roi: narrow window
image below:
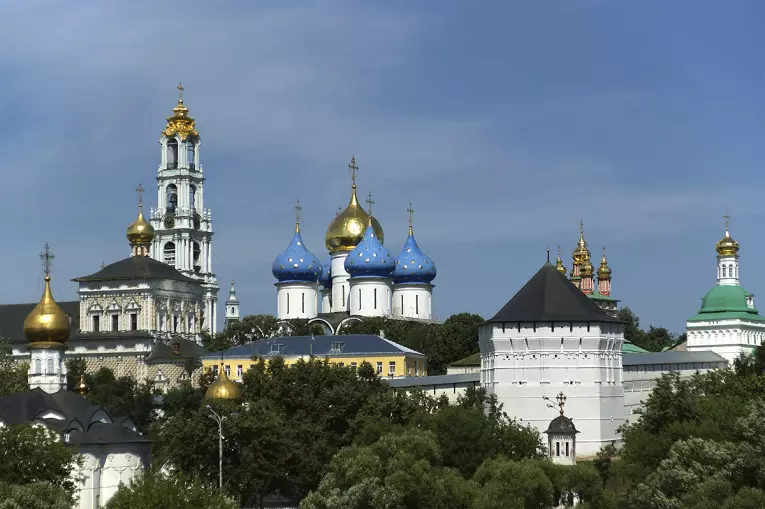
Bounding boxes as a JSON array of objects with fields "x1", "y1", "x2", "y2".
[
  {"x1": 173, "y1": 315, "x2": 179, "y2": 332},
  {"x1": 502, "y1": 322, "x2": 506, "y2": 333},
  {"x1": 723, "y1": 266, "x2": 727, "y2": 277},
  {"x1": 342, "y1": 285, "x2": 346, "y2": 306},
  {"x1": 415, "y1": 295, "x2": 419, "y2": 314},
  {"x1": 236, "y1": 365, "x2": 243, "y2": 378},
  {"x1": 212, "y1": 365, "x2": 219, "y2": 375},
  {"x1": 376, "y1": 362, "x2": 383, "y2": 374},
  {"x1": 569, "y1": 322, "x2": 573, "y2": 332},
  {"x1": 130, "y1": 313, "x2": 138, "y2": 331},
  {"x1": 46, "y1": 358, "x2": 54, "y2": 374},
  {"x1": 111, "y1": 314, "x2": 119, "y2": 332},
  {"x1": 388, "y1": 361, "x2": 396, "y2": 375},
  {"x1": 400, "y1": 295, "x2": 404, "y2": 312},
  {"x1": 287, "y1": 293, "x2": 290, "y2": 314},
  {"x1": 302, "y1": 292, "x2": 305, "y2": 313},
  {"x1": 565, "y1": 442, "x2": 570, "y2": 457},
  {"x1": 587, "y1": 322, "x2": 591, "y2": 332},
  {"x1": 556, "y1": 442, "x2": 560, "y2": 457},
  {"x1": 92, "y1": 315, "x2": 100, "y2": 332},
  {"x1": 34, "y1": 359, "x2": 41, "y2": 374},
  {"x1": 358, "y1": 289, "x2": 362, "y2": 310},
  {"x1": 374, "y1": 288, "x2": 377, "y2": 309},
  {"x1": 224, "y1": 365, "x2": 231, "y2": 376}
]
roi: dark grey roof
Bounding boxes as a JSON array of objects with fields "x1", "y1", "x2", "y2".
[
  {"x1": 145, "y1": 336, "x2": 207, "y2": 363},
  {"x1": 73, "y1": 256, "x2": 197, "y2": 284},
  {"x1": 386, "y1": 373, "x2": 480, "y2": 388},
  {"x1": 0, "y1": 388, "x2": 149, "y2": 445},
  {"x1": 0, "y1": 301, "x2": 79, "y2": 344},
  {"x1": 545, "y1": 415, "x2": 578, "y2": 434},
  {"x1": 489, "y1": 263, "x2": 621, "y2": 323},
  {"x1": 202, "y1": 334, "x2": 425, "y2": 360},
  {"x1": 74, "y1": 331, "x2": 155, "y2": 341},
  {"x1": 622, "y1": 350, "x2": 728, "y2": 366}
]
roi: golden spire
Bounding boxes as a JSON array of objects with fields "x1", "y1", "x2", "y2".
[
  {"x1": 162, "y1": 83, "x2": 199, "y2": 140},
  {"x1": 715, "y1": 210, "x2": 739, "y2": 256},
  {"x1": 325, "y1": 156, "x2": 384, "y2": 251},
  {"x1": 23, "y1": 244, "x2": 70, "y2": 347},
  {"x1": 205, "y1": 363, "x2": 241, "y2": 400},
  {"x1": 295, "y1": 199, "x2": 302, "y2": 233},
  {"x1": 572, "y1": 219, "x2": 591, "y2": 266},
  {"x1": 598, "y1": 246, "x2": 612, "y2": 279},
  {"x1": 407, "y1": 202, "x2": 415, "y2": 236},
  {"x1": 75, "y1": 374, "x2": 89, "y2": 396},
  {"x1": 555, "y1": 245, "x2": 567, "y2": 275},
  {"x1": 127, "y1": 184, "x2": 155, "y2": 248}
]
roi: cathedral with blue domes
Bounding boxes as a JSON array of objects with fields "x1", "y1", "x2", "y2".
[{"x1": 270, "y1": 157, "x2": 437, "y2": 330}]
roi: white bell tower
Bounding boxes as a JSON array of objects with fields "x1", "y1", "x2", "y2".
[
  {"x1": 224, "y1": 281, "x2": 240, "y2": 329},
  {"x1": 150, "y1": 84, "x2": 219, "y2": 333}
]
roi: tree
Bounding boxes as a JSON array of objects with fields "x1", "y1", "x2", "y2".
[
  {"x1": 0, "y1": 481, "x2": 71, "y2": 509},
  {"x1": 0, "y1": 339, "x2": 27, "y2": 397},
  {"x1": 616, "y1": 308, "x2": 679, "y2": 352},
  {"x1": 105, "y1": 470, "x2": 238, "y2": 509},
  {"x1": 0, "y1": 424, "x2": 79, "y2": 501}
]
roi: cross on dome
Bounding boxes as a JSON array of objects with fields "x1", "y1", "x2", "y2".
[
  {"x1": 295, "y1": 199, "x2": 302, "y2": 224},
  {"x1": 348, "y1": 156, "x2": 358, "y2": 188},
  {"x1": 543, "y1": 391, "x2": 567, "y2": 416},
  {"x1": 723, "y1": 210, "x2": 731, "y2": 232},
  {"x1": 39, "y1": 243, "x2": 54, "y2": 278},
  {"x1": 407, "y1": 202, "x2": 415, "y2": 235},
  {"x1": 177, "y1": 82, "x2": 184, "y2": 103},
  {"x1": 366, "y1": 192, "x2": 374, "y2": 214},
  {"x1": 136, "y1": 184, "x2": 145, "y2": 206}
]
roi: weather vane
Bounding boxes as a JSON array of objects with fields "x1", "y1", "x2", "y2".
[
  {"x1": 543, "y1": 392, "x2": 567, "y2": 416},
  {"x1": 365, "y1": 192, "x2": 375, "y2": 215},
  {"x1": 39, "y1": 243, "x2": 54, "y2": 278},
  {"x1": 348, "y1": 156, "x2": 358, "y2": 188}
]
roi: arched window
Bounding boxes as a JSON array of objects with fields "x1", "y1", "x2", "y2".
[
  {"x1": 46, "y1": 358, "x2": 54, "y2": 374},
  {"x1": 166, "y1": 184, "x2": 178, "y2": 214},
  {"x1": 722, "y1": 266, "x2": 727, "y2": 277},
  {"x1": 34, "y1": 359, "x2": 41, "y2": 374},
  {"x1": 189, "y1": 185, "x2": 196, "y2": 211},
  {"x1": 231, "y1": 307, "x2": 235, "y2": 314},
  {"x1": 193, "y1": 242, "x2": 201, "y2": 270},
  {"x1": 186, "y1": 141, "x2": 195, "y2": 169},
  {"x1": 167, "y1": 139, "x2": 178, "y2": 168},
  {"x1": 163, "y1": 242, "x2": 176, "y2": 266}
]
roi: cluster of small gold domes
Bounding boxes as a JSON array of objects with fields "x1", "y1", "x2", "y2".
[{"x1": 567, "y1": 222, "x2": 611, "y2": 281}]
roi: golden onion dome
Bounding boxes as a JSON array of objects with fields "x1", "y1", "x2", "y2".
[
  {"x1": 205, "y1": 365, "x2": 241, "y2": 400},
  {"x1": 325, "y1": 158, "x2": 384, "y2": 252},
  {"x1": 597, "y1": 248, "x2": 612, "y2": 279},
  {"x1": 75, "y1": 374, "x2": 89, "y2": 396},
  {"x1": 126, "y1": 204, "x2": 155, "y2": 246},
  {"x1": 580, "y1": 260, "x2": 594, "y2": 276},
  {"x1": 571, "y1": 220, "x2": 591, "y2": 265},
  {"x1": 555, "y1": 248, "x2": 567, "y2": 275},
  {"x1": 715, "y1": 223, "x2": 739, "y2": 257},
  {"x1": 162, "y1": 83, "x2": 199, "y2": 140},
  {"x1": 24, "y1": 275, "x2": 70, "y2": 347}
]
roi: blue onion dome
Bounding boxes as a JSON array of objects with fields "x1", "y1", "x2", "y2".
[
  {"x1": 344, "y1": 220, "x2": 394, "y2": 278},
  {"x1": 392, "y1": 219, "x2": 436, "y2": 284},
  {"x1": 319, "y1": 259, "x2": 332, "y2": 289},
  {"x1": 272, "y1": 222, "x2": 322, "y2": 283}
]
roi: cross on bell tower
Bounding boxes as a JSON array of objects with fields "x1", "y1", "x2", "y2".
[{"x1": 136, "y1": 184, "x2": 145, "y2": 207}]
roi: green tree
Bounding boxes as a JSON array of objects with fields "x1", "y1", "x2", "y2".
[
  {"x1": 0, "y1": 481, "x2": 71, "y2": 509},
  {"x1": 0, "y1": 339, "x2": 27, "y2": 397},
  {"x1": 105, "y1": 470, "x2": 238, "y2": 509},
  {"x1": 0, "y1": 425, "x2": 79, "y2": 500}
]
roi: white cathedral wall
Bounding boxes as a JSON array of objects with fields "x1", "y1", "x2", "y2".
[
  {"x1": 391, "y1": 284, "x2": 433, "y2": 320},
  {"x1": 686, "y1": 319, "x2": 765, "y2": 364},
  {"x1": 28, "y1": 348, "x2": 67, "y2": 393},
  {"x1": 73, "y1": 446, "x2": 148, "y2": 509},
  {"x1": 320, "y1": 288, "x2": 332, "y2": 314},
  {"x1": 479, "y1": 321, "x2": 625, "y2": 458},
  {"x1": 276, "y1": 282, "x2": 319, "y2": 320},
  {"x1": 330, "y1": 253, "x2": 350, "y2": 312},
  {"x1": 348, "y1": 278, "x2": 392, "y2": 317}
]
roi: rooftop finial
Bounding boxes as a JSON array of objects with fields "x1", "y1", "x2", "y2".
[
  {"x1": 295, "y1": 199, "x2": 302, "y2": 232},
  {"x1": 365, "y1": 192, "x2": 375, "y2": 215},
  {"x1": 557, "y1": 245, "x2": 561, "y2": 258},
  {"x1": 177, "y1": 82, "x2": 184, "y2": 104},
  {"x1": 723, "y1": 210, "x2": 731, "y2": 236},
  {"x1": 580, "y1": 219, "x2": 584, "y2": 237},
  {"x1": 136, "y1": 183, "x2": 145, "y2": 208},
  {"x1": 546, "y1": 246, "x2": 550, "y2": 263},
  {"x1": 336, "y1": 206, "x2": 342, "y2": 216},
  {"x1": 407, "y1": 202, "x2": 415, "y2": 236},
  {"x1": 348, "y1": 155, "x2": 358, "y2": 189},
  {"x1": 543, "y1": 391, "x2": 567, "y2": 416},
  {"x1": 39, "y1": 243, "x2": 54, "y2": 279}
]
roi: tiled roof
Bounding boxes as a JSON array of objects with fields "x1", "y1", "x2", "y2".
[{"x1": 73, "y1": 256, "x2": 197, "y2": 283}]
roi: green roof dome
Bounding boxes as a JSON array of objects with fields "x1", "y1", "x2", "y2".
[{"x1": 698, "y1": 285, "x2": 754, "y2": 314}]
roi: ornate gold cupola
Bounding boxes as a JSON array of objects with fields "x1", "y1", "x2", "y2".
[
  {"x1": 126, "y1": 184, "x2": 155, "y2": 256},
  {"x1": 715, "y1": 213, "x2": 739, "y2": 257},
  {"x1": 597, "y1": 247, "x2": 612, "y2": 296},
  {"x1": 162, "y1": 83, "x2": 199, "y2": 140},
  {"x1": 555, "y1": 246, "x2": 567, "y2": 276}
]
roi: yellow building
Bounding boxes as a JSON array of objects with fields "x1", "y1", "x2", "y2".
[{"x1": 201, "y1": 334, "x2": 427, "y2": 381}]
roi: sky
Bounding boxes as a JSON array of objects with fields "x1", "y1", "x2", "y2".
[{"x1": 0, "y1": 0, "x2": 763, "y2": 333}]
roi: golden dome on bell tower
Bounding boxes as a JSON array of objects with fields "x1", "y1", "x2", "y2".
[
  {"x1": 597, "y1": 247, "x2": 612, "y2": 279},
  {"x1": 126, "y1": 184, "x2": 155, "y2": 250},
  {"x1": 715, "y1": 213, "x2": 739, "y2": 257},
  {"x1": 325, "y1": 156, "x2": 384, "y2": 252},
  {"x1": 555, "y1": 246, "x2": 567, "y2": 275},
  {"x1": 162, "y1": 83, "x2": 199, "y2": 140},
  {"x1": 571, "y1": 220, "x2": 591, "y2": 266},
  {"x1": 23, "y1": 245, "x2": 70, "y2": 348}
]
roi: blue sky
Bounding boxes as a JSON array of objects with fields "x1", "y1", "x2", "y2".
[{"x1": 0, "y1": 0, "x2": 763, "y2": 333}]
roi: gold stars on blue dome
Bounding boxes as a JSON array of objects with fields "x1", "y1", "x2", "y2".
[
  {"x1": 272, "y1": 201, "x2": 322, "y2": 283},
  {"x1": 344, "y1": 220, "x2": 394, "y2": 279},
  {"x1": 392, "y1": 204, "x2": 436, "y2": 285}
]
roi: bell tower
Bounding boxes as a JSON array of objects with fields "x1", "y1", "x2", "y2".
[{"x1": 150, "y1": 84, "x2": 219, "y2": 333}]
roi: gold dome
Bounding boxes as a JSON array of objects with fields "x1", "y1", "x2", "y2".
[
  {"x1": 555, "y1": 247, "x2": 567, "y2": 275},
  {"x1": 715, "y1": 224, "x2": 739, "y2": 257},
  {"x1": 205, "y1": 365, "x2": 241, "y2": 400},
  {"x1": 580, "y1": 260, "x2": 594, "y2": 276},
  {"x1": 127, "y1": 204, "x2": 155, "y2": 246},
  {"x1": 162, "y1": 83, "x2": 199, "y2": 140},
  {"x1": 597, "y1": 247, "x2": 612, "y2": 279},
  {"x1": 325, "y1": 157, "x2": 384, "y2": 252},
  {"x1": 571, "y1": 220, "x2": 591, "y2": 266},
  {"x1": 24, "y1": 275, "x2": 70, "y2": 348},
  {"x1": 75, "y1": 374, "x2": 89, "y2": 396}
]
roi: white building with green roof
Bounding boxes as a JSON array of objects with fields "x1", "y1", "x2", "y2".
[{"x1": 686, "y1": 221, "x2": 765, "y2": 364}]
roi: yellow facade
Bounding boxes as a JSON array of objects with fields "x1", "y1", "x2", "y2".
[{"x1": 202, "y1": 353, "x2": 427, "y2": 382}]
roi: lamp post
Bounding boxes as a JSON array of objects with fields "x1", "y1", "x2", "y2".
[{"x1": 206, "y1": 405, "x2": 224, "y2": 491}]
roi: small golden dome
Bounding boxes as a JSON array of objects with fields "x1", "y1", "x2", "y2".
[
  {"x1": 571, "y1": 220, "x2": 591, "y2": 266},
  {"x1": 580, "y1": 260, "x2": 594, "y2": 276},
  {"x1": 716, "y1": 226, "x2": 739, "y2": 257},
  {"x1": 75, "y1": 374, "x2": 89, "y2": 396},
  {"x1": 24, "y1": 275, "x2": 70, "y2": 347},
  {"x1": 162, "y1": 83, "x2": 199, "y2": 140},
  {"x1": 205, "y1": 365, "x2": 241, "y2": 400},
  {"x1": 325, "y1": 157, "x2": 384, "y2": 252},
  {"x1": 127, "y1": 205, "x2": 155, "y2": 246},
  {"x1": 555, "y1": 247, "x2": 567, "y2": 275},
  {"x1": 598, "y1": 248, "x2": 612, "y2": 279}
]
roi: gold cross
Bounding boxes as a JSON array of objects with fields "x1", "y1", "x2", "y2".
[
  {"x1": 407, "y1": 202, "x2": 415, "y2": 235},
  {"x1": 177, "y1": 82, "x2": 184, "y2": 102},
  {"x1": 557, "y1": 245, "x2": 561, "y2": 257},
  {"x1": 136, "y1": 184, "x2": 145, "y2": 206},
  {"x1": 723, "y1": 210, "x2": 731, "y2": 231},
  {"x1": 365, "y1": 192, "x2": 374, "y2": 214},
  {"x1": 39, "y1": 243, "x2": 54, "y2": 278},
  {"x1": 295, "y1": 199, "x2": 302, "y2": 224},
  {"x1": 348, "y1": 156, "x2": 358, "y2": 187},
  {"x1": 556, "y1": 392, "x2": 567, "y2": 416}
]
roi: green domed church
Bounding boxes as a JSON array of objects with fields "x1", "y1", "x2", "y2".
[{"x1": 686, "y1": 217, "x2": 765, "y2": 363}]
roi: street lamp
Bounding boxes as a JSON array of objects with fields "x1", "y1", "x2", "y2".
[{"x1": 206, "y1": 405, "x2": 224, "y2": 491}]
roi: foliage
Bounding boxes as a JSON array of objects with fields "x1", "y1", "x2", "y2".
[
  {"x1": 616, "y1": 307, "x2": 681, "y2": 352},
  {"x1": 105, "y1": 470, "x2": 238, "y2": 509},
  {"x1": 0, "y1": 424, "x2": 80, "y2": 500},
  {"x1": 0, "y1": 481, "x2": 72, "y2": 509},
  {"x1": 0, "y1": 339, "x2": 27, "y2": 397}
]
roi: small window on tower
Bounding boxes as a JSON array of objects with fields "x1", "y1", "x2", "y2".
[
  {"x1": 130, "y1": 313, "x2": 138, "y2": 331},
  {"x1": 92, "y1": 315, "x2": 100, "y2": 332},
  {"x1": 173, "y1": 315, "x2": 179, "y2": 332},
  {"x1": 163, "y1": 242, "x2": 176, "y2": 266},
  {"x1": 111, "y1": 314, "x2": 119, "y2": 332},
  {"x1": 167, "y1": 139, "x2": 178, "y2": 169}
]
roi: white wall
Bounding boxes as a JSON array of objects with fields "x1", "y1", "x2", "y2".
[
  {"x1": 348, "y1": 278, "x2": 391, "y2": 317},
  {"x1": 392, "y1": 284, "x2": 433, "y2": 320},
  {"x1": 686, "y1": 319, "x2": 765, "y2": 364},
  {"x1": 276, "y1": 282, "x2": 319, "y2": 320},
  {"x1": 330, "y1": 253, "x2": 350, "y2": 312}
]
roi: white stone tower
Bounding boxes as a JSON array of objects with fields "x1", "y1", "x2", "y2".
[
  {"x1": 324, "y1": 156, "x2": 384, "y2": 313},
  {"x1": 392, "y1": 203, "x2": 436, "y2": 320},
  {"x1": 25, "y1": 244, "x2": 70, "y2": 393},
  {"x1": 479, "y1": 262, "x2": 625, "y2": 458},
  {"x1": 150, "y1": 84, "x2": 219, "y2": 333},
  {"x1": 224, "y1": 281, "x2": 240, "y2": 329}
]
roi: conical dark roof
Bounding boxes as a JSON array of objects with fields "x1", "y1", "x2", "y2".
[{"x1": 489, "y1": 263, "x2": 621, "y2": 323}]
